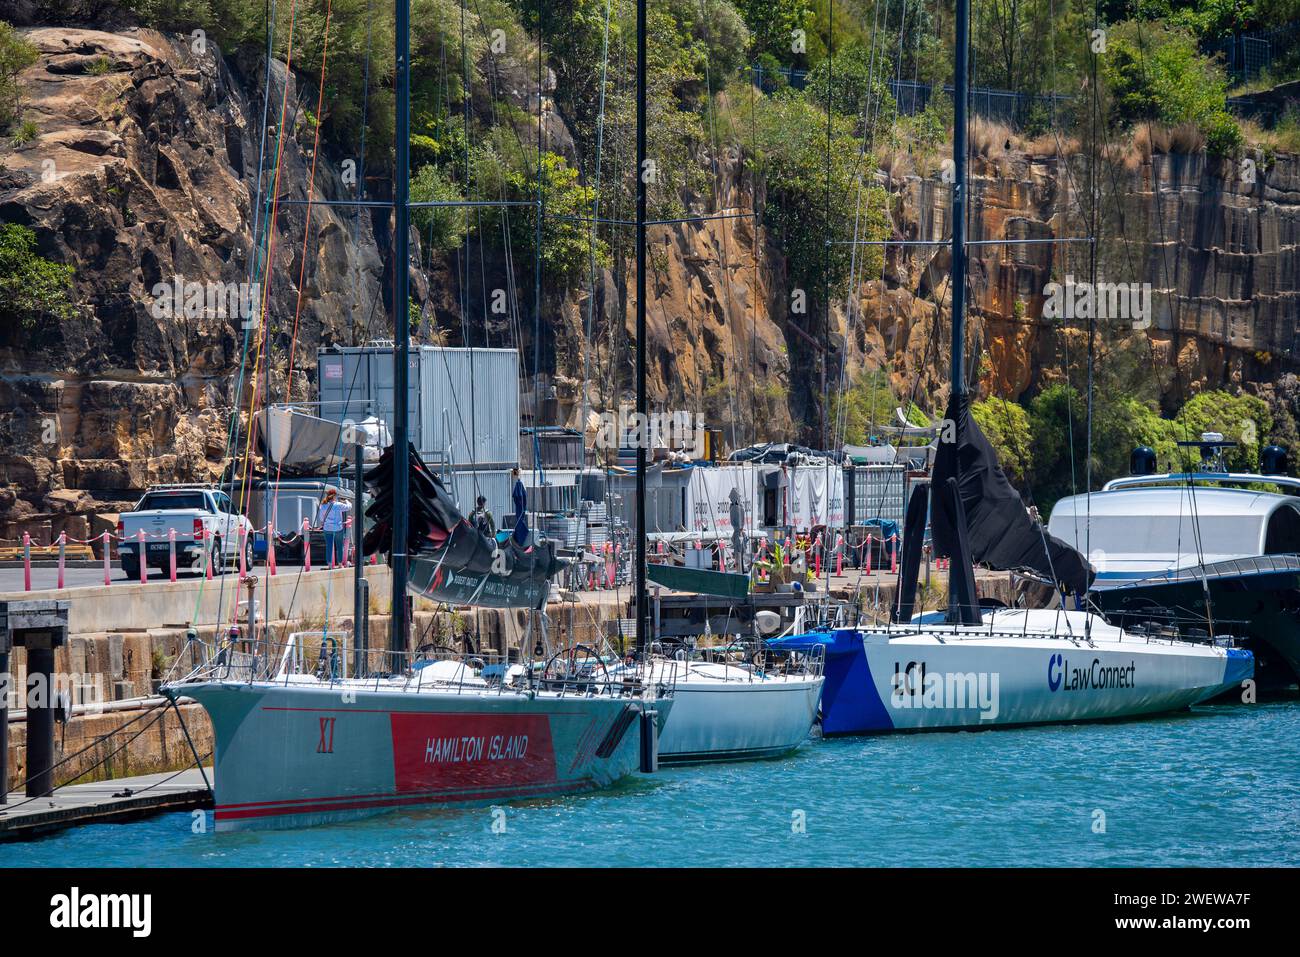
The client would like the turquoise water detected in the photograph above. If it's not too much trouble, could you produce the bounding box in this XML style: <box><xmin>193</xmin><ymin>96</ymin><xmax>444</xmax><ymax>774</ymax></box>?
<box><xmin>4</xmin><ymin>700</ymin><xmax>1298</xmax><ymax>867</ymax></box>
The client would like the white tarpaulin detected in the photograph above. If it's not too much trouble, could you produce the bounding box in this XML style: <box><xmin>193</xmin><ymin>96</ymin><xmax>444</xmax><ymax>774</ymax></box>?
<box><xmin>686</xmin><ymin>465</ymin><xmax>759</xmax><ymax>536</ymax></box>
<box><xmin>788</xmin><ymin>465</ymin><xmax>844</xmax><ymax>531</ymax></box>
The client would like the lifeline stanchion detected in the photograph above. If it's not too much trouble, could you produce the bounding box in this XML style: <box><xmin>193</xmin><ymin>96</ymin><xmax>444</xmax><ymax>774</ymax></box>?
<box><xmin>57</xmin><ymin>531</ymin><xmax>66</xmax><ymax>590</ymax></box>
<box><xmin>23</xmin><ymin>531</ymin><xmax>31</xmax><ymax>591</ymax></box>
<box><xmin>137</xmin><ymin>528</ymin><xmax>148</xmax><ymax>583</ymax></box>
<box><xmin>169</xmin><ymin>528</ymin><xmax>177</xmax><ymax>583</ymax></box>
<box><xmin>102</xmin><ymin>530</ymin><xmax>111</xmax><ymax>586</ymax></box>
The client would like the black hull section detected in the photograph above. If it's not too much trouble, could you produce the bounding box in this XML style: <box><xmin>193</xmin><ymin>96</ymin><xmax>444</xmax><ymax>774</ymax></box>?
<box><xmin>408</xmin><ymin>539</ymin><xmax>558</xmax><ymax>609</ymax></box>
<box><xmin>1091</xmin><ymin>555</ymin><xmax>1300</xmax><ymax>692</ymax></box>
<box><xmin>363</xmin><ymin>443</ymin><xmax>563</xmax><ymax>609</ymax></box>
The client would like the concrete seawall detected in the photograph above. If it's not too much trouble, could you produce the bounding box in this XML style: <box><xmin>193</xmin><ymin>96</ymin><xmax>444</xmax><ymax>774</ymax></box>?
<box><xmin>0</xmin><ymin>566</ymin><xmax>389</xmax><ymax>635</ymax></box>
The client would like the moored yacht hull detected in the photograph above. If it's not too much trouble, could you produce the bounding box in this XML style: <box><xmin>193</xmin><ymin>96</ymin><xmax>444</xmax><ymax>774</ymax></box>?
<box><xmin>177</xmin><ymin>680</ymin><xmax>668</xmax><ymax>831</ymax></box>
<box><xmin>772</xmin><ymin>611</ymin><xmax>1252</xmax><ymax>735</ymax></box>
<box><xmin>854</xmin><ymin>634</ymin><xmax>1249</xmax><ymax>732</ymax></box>
<box><xmin>651</xmin><ymin>665</ymin><xmax>823</xmax><ymax>764</ymax></box>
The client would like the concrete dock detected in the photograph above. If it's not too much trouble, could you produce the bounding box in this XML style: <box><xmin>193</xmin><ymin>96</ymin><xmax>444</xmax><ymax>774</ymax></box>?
<box><xmin>0</xmin><ymin>768</ymin><xmax>212</xmax><ymax>841</ymax></box>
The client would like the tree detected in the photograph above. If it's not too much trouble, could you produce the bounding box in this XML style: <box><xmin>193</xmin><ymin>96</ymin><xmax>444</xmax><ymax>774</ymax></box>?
<box><xmin>505</xmin><ymin>151</ymin><xmax>609</xmax><ymax>290</ymax></box>
<box><xmin>830</xmin><ymin>370</ymin><xmax>927</xmax><ymax>446</ymax></box>
<box><xmin>972</xmin><ymin>398</ymin><xmax>1031</xmax><ymax>485</ymax></box>
<box><xmin>1027</xmin><ymin>385</ymin><xmax>1178</xmax><ymax>514</ymax></box>
<box><xmin>1102</xmin><ymin>20</ymin><xmax>1242</xmax><ymax>156</ymax></box>
<box><xmin>805</xmin><ymin>43</ymin><xmax>897</xmax><ymax>140</ymax></box>
<box><xmin>0</xmin><ymin>20</ymin><xmax>38</xmax><ymax>130</ymax></box>
<box><xmin>0</xmin><ymin>224</ymin><xmax>77</xmax><ymax>336</ymax></box>
<box><xmin>410</xmin><ymin>164</ymin><xmax>468</xmax><ymax>253</ymax></box>
<box><xmin>1173</xmin><ymin>390</ymin><xmax>1272</xmax><ymax>472</ymax></box>
<box><xmin>732</xmin><ymin>0</ymin><xmax>810</xmax><ymax>66</ymax></box>
<box><xmin>750</xmin><ymin>92</ymin><xmax>890</xmax><ymax>305</ymax></box>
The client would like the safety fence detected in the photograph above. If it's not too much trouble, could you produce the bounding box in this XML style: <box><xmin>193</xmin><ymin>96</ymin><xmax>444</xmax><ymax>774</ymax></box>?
<box><xmin>4</xmin><ymin>519</ymin><xmax>375</xmax><ymax>593</ymax></box>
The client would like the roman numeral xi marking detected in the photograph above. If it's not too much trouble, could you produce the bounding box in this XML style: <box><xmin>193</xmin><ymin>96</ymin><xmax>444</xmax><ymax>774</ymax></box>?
<box><xmin>317</xmin><ymin>716</ymin><xmax>336</xmax><ymax>753</ymax></box>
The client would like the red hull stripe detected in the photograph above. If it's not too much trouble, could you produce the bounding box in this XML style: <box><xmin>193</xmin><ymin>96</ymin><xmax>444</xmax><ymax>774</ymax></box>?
<box><xmin>218</xmin><ymin>778</ymin><xmax>577</xmax><ymax>811</ymax></box>
<box><xmin>215</xmin><ymin>780</ymin><xmax>592</xmax><ymax>821</ymax></box>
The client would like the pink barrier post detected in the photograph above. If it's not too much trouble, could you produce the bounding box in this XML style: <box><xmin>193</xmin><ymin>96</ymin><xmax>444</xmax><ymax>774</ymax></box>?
<box><xmin>102</xmin><ymin>530</ymin><xmax>111</xmax><ymax>586</ymax></box>
<box><xmin>342</xmin><ymin>519</ymin><xmax>352</xmax><ymax>567</ymax></box>
<box><xmin>267</xmin><ymin>523</ymin><xmax>277</xmax><ymax>576</ymax></box>
<box><xmin>813</xmin><ymin>534</ymin><xmax>822</xmax><ymax>578</ymax></box>
<box><xmin>168</xmin><ymin>528</ymin><xmax>177</xmax><ymax>582</ymax></box>
<box><xmin>57</xmin><ymin>531</ymin><xmax>66</xmax><ymax>590</ymax></box>
<box><xmin>137</xmin><ymin>528</ymin><xmax>147</xmax><ymax>583</ymax></box>
<box><xmin>865</xmin><ymin>536</ymin><xmax>873</xmax><ymax>575</ymax></box>
<box><xmin>302</xmin><ymin>520</ymin><xmax>312</xmax><ymax>572</ymax></box>
<box><xmin>238</xmin><ymin>524</ymin><xmax>248</xmax><ymax>577</ymax></box>
<box><xmin>201</xmin><ymin>526</ymin><xmax>212</xmax><ymax>580</ymax></box>
<box><xmin>890</xmin><ymin>534</ymin><xmax>898</xmax><ymax>574</ymax></box>
<box><xmin>835</xmin><ymin>534</ymin><xmax>843</xmax><ymax>576</ymax></box>
<box><xmin>23</xmin><ymin>531</ymin><xmax>32</xmax><ymax>591</ymax></box>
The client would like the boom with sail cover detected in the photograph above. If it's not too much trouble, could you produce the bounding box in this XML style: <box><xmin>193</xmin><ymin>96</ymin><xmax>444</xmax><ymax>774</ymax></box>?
<box><xmin>362</xmin><ymin>443</ymin><xmax>562</xmax><ymax>608</ymax></box>
<box><xmin>931</xmin><ymin>393</ymin><xmax>1094</xmax><ymax>595</ymax></box>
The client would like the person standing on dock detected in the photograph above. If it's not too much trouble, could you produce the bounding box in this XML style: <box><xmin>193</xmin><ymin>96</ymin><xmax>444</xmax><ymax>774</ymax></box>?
<box><xmin>315</xmin><ymin>488</ymin><xmax>351</xmax><ymax>567</ymax></box>
<box><xmin>511</xmin><ymin>468</ymin><xmax>529</xmax><ymax>546</ymax></box>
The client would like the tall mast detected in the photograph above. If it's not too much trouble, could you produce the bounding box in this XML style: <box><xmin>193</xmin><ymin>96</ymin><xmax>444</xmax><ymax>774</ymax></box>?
<box><xmin>951</xmin><ymin>0</ymin><xmax>969</xmax><ymax>398</ymax></box>
<box><xmin>391</xmin><ymin>0</ymin><xmax>412</xmax><ymax>661</ymax></box>
<box><xmin>633</xmin><ymin>0</ymin><xmax>648</xmax><ymax>653</ymax></box>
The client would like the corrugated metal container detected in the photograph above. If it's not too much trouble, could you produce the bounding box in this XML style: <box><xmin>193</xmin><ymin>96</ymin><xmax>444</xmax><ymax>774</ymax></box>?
<box><xmin>317</xmin><ymin>345</ymin><xmax>520</xmax><ymax>467</ymax></box>
<box><xmin>607</xmin><ymin>468</ymin><xmax>689</xmax><ymax>534</ymax></box>
<box><xmin>447</xmin><ymin>468</ymin><xmax>515</xmax><ymax>530</ymax></box>
<box><xmin>318</xmin><ymin>347</ymin><xmax>421</xmax><ymax>447</ymax></box>
<box><xmin>421</xmin><ymin>347</ymin><xmax>520</xmax><ymax>467</ymax></box>
<box><xmin>849</xmin><ymin>464</ymin><xmax>908</xmax><ymax>526</ymax></box>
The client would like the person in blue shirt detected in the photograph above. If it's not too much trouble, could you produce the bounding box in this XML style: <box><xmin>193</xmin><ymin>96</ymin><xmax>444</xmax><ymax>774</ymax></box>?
<box><xmin>315</xmin><ymin>487</ymin><xmax>352</xmax><ymax>566</ymax></box>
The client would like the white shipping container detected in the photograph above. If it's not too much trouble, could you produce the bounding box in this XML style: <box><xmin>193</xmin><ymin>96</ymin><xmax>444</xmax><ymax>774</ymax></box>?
<box><xmin>317</xmin><ymin>345</ymin><xmax>520</xmax><ymax>467</ymax></box>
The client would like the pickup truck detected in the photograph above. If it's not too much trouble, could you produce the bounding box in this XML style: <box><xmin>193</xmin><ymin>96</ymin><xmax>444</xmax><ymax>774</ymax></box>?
<box><xmin>117</xmin><ymin>486</ymin><xmax>254</xmax><ymax>577</ymax></box>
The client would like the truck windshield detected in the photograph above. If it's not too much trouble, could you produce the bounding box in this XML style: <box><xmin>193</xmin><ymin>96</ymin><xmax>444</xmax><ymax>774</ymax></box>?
<box><xmin>137</xmin><ymin>492</ymin><xmax>208</xmax><ymax>511</ymax></box>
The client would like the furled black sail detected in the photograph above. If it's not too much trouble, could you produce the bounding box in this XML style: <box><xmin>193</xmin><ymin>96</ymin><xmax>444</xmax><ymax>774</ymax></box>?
<box><xmin>362</xmin><ymin>443</ymin><xmax>563</xmax><ymax>609</ymax></box>
<box><xmin>931</xmin><ymin>393</ymin><xmax>1093</xmax><ymax>595</ymax></box>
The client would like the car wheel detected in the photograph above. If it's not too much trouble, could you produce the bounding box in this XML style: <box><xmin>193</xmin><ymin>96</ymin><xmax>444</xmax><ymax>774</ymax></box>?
<box><xmin>243</xmin><ymin>537</ymin><xmax>254</xmax><ymax>573</ymax></box>
<box><xmin>211</xmin><ymin>537</ymin><xmax>225</xmax><ymax>575</ymax></box>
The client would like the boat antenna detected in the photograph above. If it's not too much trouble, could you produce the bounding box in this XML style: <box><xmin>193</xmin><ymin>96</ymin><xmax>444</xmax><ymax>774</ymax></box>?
<box><xmin>391</xmin><ymin>0</ymin><xmax>413</xmax><ymax>666</ymax></box>
<box><xmin>634</xmin><ymin>0</ymin><xmax>649</xmax><ymax>655</ymax></box>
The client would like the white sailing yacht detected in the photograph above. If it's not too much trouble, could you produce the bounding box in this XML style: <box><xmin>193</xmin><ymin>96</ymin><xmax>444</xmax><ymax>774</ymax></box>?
<box><xmin>769</xmin><ymin>0</ymin><xmax>1252</xmax><ymax>733</ymax></box>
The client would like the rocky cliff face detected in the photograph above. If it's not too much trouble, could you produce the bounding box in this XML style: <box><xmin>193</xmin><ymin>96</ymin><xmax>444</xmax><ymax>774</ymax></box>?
<box><xmin>0</xmin><ymin>26</ymin><xmax>1296</xmax><ymax>542</ymax></box>
<box><xmin>836</xmin><ymin>143</ymin><xmax>1299</xmax><ymax>420</ymax></box>
<box><xmin>0</xmin><ymin>27</ymin><xmax>385</xmax><ymax>541</ymax></box>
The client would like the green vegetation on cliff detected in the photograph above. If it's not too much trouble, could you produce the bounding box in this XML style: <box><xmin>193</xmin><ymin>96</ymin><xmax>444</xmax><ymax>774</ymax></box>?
<box><xmin>0</xmin><ymin>223</ymin><xmax>77</xmax><ymax>336</ymax></box>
